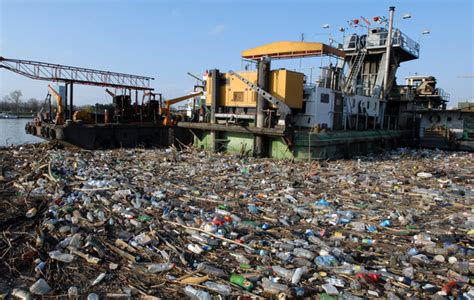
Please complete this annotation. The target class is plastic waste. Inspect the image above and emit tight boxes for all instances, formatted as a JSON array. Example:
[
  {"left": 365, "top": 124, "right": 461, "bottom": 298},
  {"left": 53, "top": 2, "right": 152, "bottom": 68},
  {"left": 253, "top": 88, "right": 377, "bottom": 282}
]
[
  {"left": 293, "top": 248, "right": 315, "bottom": 260},
  {"left": 147, "top": 263, "right": 175, "bottom": 273},
  {"left": 184, "top": 285, "right": 212, "bottom": 300},
  {"left": 12, "top": 288, "right": 32, "bottom": 300},
  {"left": 315, "top": 255, "right": 338, "bottom": 267},
  {"left": 87, "top": 293, "right": 99, "bottom": 300},
  {"left": 203, "top": 281, "right": 232, "bottom": 296},
  {"left": 229, "top": 274, "right": 253, "bottom": 290},
  {"left": 291, "top": 266, "right": 307, "bottom": 284},
  {"left": 49, "top": 250, "right": 74, "bottom": 263},
  {"left": 29, "top": 278, "right": 51, "bottom": 295},
  {"left": 272, "top": 265, "right": 294, "bottom": 280},
  {"left": 261, "top": 277, "right": 289, "bottom": 294},
  {"left": 197, "top": 263, "right": 226, "bottom": 277}
]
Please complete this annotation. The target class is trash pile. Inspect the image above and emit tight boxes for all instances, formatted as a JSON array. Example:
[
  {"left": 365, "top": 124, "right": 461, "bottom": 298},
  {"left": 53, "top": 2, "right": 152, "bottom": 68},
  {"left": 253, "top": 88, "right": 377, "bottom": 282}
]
[{"left": 0, "top": 144, "right": 473, "bottom": 299}]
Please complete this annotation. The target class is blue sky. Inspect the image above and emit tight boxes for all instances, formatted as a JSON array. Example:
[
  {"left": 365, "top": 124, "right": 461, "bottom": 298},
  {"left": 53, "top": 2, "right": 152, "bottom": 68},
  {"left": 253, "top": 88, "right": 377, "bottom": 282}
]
[{"left": 0, "top": 0, "right": 473, "bottom": 107}]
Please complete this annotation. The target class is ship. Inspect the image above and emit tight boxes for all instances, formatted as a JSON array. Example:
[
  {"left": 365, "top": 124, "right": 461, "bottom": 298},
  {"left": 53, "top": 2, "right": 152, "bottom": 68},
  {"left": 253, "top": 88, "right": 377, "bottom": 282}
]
[{"left": 2, "top": 6, "right": 471, "bottom": 157}]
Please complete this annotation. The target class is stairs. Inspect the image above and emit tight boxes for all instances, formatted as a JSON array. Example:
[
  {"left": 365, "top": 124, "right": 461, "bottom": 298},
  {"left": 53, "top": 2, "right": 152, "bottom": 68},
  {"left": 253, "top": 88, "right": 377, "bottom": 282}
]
[{"left": 343, "top": 50, "right": 366, "bottom": 94}]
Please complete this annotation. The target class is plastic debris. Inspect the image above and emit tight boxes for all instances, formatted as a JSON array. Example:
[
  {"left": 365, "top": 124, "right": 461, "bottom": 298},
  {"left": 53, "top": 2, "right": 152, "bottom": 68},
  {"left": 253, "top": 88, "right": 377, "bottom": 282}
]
[
  {"left": 0, "top": 144, "right": 472, "bottom": 298},
  {"left": 29, "top": 278, "right": 51, "bottom": 295}
]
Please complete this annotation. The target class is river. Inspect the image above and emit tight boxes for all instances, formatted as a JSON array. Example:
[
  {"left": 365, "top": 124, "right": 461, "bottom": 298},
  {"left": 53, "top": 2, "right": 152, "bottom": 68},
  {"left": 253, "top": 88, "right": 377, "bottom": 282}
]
[{"left": 0, "top": 118, "right": 44, "bottom": 147}]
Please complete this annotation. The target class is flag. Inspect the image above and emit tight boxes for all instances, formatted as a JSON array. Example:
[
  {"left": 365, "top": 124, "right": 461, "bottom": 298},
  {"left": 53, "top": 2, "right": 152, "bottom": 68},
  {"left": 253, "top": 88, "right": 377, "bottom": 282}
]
[{"left": 360, "top": 16, "right": 371, "bottom": 26}]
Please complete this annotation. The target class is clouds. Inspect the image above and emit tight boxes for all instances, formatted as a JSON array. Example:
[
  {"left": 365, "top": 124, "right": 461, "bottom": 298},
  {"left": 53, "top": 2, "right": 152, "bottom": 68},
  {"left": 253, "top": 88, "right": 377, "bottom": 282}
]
[{"left": 209, "top": 24, "right": 226, "bottom": 35}]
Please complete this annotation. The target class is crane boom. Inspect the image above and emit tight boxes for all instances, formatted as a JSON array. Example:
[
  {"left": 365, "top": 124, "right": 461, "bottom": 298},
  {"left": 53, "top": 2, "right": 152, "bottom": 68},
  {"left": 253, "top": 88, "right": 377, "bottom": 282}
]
[
  {"left": 228, "top": 70, "right": 290, "bottom": 126},
  {"left": 47, "top": 84, "right": 64, "bottom": 125},
  {"left": 0, "top": 56, "right": 154, "bottom": 90},
  {"left": 162, "top": 91, "right": 203, "bottom": 126}
]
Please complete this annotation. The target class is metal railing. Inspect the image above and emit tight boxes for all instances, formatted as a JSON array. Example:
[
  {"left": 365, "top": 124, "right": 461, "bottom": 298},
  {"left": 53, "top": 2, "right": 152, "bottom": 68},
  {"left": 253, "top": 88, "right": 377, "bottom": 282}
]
[
  {"left": 390, "top": 85, "right": 415, "bottom": 101},
  {"left": 366, "top": 29, "right": 420, "bottom": 58},
  {"left": 435, "top": 88, "right": 451, "bottom": 102}
]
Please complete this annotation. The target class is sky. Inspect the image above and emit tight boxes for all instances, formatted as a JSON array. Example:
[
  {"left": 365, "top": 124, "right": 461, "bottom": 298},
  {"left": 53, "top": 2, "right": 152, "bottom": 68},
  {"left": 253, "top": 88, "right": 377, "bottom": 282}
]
[{"left": 0, "top": 0, "right": 473, "bottom": 107}]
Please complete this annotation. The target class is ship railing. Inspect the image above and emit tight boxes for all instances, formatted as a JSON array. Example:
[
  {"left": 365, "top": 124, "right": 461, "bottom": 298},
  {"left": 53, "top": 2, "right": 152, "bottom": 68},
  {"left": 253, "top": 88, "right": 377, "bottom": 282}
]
[
  {"left": 435, "top": 88, "right": 451, "bottom": 102},
  {"left": 366, "top": 29, "right": 419, "bottom": 58},
  {"left": 390, "top": 85, "right": 415, "bottom": 101}
]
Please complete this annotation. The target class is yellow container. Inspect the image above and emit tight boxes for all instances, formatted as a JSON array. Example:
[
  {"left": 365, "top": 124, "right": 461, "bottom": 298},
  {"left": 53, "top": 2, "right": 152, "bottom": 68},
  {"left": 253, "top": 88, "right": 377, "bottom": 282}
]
[{"left": 206, "top": 69, "right": 303, "bottom": 109}]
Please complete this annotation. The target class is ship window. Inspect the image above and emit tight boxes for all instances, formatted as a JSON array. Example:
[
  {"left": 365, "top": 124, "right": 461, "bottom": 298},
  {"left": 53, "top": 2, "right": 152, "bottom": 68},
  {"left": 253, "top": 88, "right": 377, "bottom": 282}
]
[
  {"left": 320, "top": 93, "right": 330, "bottom": 103},
  {"left": 447, "top": 116, "right": 452, "bottom": 122}
]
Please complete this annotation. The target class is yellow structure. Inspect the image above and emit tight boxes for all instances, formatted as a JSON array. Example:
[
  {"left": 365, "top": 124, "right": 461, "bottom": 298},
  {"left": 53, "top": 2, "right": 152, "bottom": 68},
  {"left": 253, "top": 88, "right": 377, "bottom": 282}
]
[
  {"left": 206, "top": 69, "right": 304, "bottom": 109},
  {"left": 73, "top": 110, "right": 94, "bottom": 124},
  {"left": 161, "top": 91, "right": 203, "bottom": 126},
  {"left": 241, "top": 41, "right": 345, "bottom": 60},
  {"left": 48, "top": 85, "right": 64, "bottom": 125}
]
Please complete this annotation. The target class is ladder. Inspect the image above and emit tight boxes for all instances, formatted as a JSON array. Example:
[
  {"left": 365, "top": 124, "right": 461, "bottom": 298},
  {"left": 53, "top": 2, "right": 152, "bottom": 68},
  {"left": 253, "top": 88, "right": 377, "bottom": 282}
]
[
  {"left": 343, "top": 50, "right": 367, "bottom": 94},
  {"left": 228, "top": 70, "right": 291, "bottom": 126}
]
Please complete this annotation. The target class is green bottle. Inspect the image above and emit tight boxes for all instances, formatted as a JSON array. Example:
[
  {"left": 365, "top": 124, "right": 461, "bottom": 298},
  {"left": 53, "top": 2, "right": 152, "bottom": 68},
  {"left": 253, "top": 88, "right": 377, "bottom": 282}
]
[{"left": 230, "top": 274, "right": 253, "bottom": 290}]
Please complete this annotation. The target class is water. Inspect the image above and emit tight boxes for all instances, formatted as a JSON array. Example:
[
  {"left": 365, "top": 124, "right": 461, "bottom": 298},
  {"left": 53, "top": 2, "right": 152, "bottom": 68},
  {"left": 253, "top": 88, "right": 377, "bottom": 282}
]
[{"left": 0, "top": 119, "right": 44, "bottom": 147}]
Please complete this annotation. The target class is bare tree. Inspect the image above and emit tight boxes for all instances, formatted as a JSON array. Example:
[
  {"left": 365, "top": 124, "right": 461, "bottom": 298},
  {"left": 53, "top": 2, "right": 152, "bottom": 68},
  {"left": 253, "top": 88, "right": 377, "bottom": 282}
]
[
  {"left": 27, "top": 98, "right": 40, "bottom": 112},
  {"left": 6, "top": 90, "right": 23, "bottom": 113}
]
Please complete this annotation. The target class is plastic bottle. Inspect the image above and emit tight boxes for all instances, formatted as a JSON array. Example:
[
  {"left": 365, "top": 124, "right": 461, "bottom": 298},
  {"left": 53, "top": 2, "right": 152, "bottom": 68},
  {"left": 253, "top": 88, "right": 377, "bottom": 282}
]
[
  {"left": 291, "top": 266, "right": 307, "bottom": 284},
  {"left": 229, "top": 274, "right": 253, "bottom": 290},
  {"left": 316, "top": 198, "right": 330, "bottom": 207},
  {"left": 294, "top": 207, "right": 311, "bottom": 217},
  {"left": 49, "top": 250, "right": 74, "bottom": 263},
  {"left": 403, "top": 266, "right": 414, "bottom": 279},
  {"left": 187, "top": 244, "right": 204, "bottom": 254},
  {"left": 338, "top": 210, "right": 354, "bottom": 224},
  {"left": 331, "top": 248, "right": 355, "bottom": 263},
  {"left": 308, "top": 235, "right": 330, "bottom": 251},
  {"left": 362, "top": 238, "right": 376, "bottom": 246},
  {"left": 293, "top": 248, "right": 315, "bottom": 260},
  {"left": 289, "top": 287, "right": 314, "bottom": 297},
  {"left": 271, "top": 266, "right": 294, "bottom": 280},
  {"left": 276, "top": 252, "right": 292, "bottom": 262},
  {"left": 230, "top": 253, "right": 250, "bottom": 265},
  {"left": 261, "top": 278, "right": 288, "bottom": 294},
  {"left": 203, "top": 281, "right": 232, "bottom": 296},
  {"left": 292, "top": 257, "right": 313, "bottom": 267},
  {"left": 314, "top": 255, "right": 338, "bottom": 267},
  {"left": 197, "top": 263, "right": 226, "bottom": 278},
  {"left": 184, "top": 285, "right": 212, "bottom": 300},
  {"left": 146, "top": 263, "right": 175, "bottom": 273}
]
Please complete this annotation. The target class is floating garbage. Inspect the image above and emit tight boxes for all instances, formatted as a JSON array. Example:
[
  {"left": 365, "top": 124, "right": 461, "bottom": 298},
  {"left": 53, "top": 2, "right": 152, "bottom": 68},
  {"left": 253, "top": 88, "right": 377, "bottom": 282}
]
[{"left": 0, "top": 144, "right": 472, "bottom": 298}]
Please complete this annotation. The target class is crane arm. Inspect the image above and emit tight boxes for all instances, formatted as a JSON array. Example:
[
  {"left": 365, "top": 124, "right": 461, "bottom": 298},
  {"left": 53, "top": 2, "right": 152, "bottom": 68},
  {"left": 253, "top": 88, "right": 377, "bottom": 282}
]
[
  {"left": 0, "top": 56, "right": 154, "bottom": 90},
  {"left": 187, "top": 72, "right": 204, "bottom": 84},
  {"left": 162, "top": 91, "right": 203, "bottom": 126},
  {"left": 228, "top": 70, "right": 291, "bottom": 126},
  {"left": 105, "top": 89, "right": 116, "bottom": 97},
  {"left": 165, "top": 91, "right": 203, "bottom": 106},
  {"left": 48, "top": 84, "right": 64, "bottom": 125}
]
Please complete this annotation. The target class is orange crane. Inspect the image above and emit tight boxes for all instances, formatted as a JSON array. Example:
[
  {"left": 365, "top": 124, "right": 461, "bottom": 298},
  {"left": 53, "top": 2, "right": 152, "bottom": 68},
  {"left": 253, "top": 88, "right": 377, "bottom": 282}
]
[
  {"left": 161, "top": 91, "right": 203, "bottom": 126},
  {"left": 47, "top": 84, "right": 64, "bottom": 125}
]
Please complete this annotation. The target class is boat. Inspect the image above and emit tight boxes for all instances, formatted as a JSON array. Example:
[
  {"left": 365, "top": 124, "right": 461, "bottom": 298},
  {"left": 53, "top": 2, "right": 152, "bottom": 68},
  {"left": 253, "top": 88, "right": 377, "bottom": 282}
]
[{"left": 0, "top": 112, "right": 19, "bottom": 119}]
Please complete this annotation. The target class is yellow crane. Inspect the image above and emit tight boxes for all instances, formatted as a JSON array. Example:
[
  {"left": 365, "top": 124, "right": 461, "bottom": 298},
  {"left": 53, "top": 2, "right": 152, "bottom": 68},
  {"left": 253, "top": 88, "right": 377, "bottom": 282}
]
[
  {"left": 161, "top": 91, "right": 203, "bottom": 126},
  {"left": 48, "top": 84, "right": 64, "bottom": 125}
]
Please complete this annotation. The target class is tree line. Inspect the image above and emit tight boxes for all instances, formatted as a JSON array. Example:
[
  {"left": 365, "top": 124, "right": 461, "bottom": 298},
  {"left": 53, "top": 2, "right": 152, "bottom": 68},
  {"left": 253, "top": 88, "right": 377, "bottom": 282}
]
[{"left": 1, "top": 90, "right": 42, "bottom": 114}]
